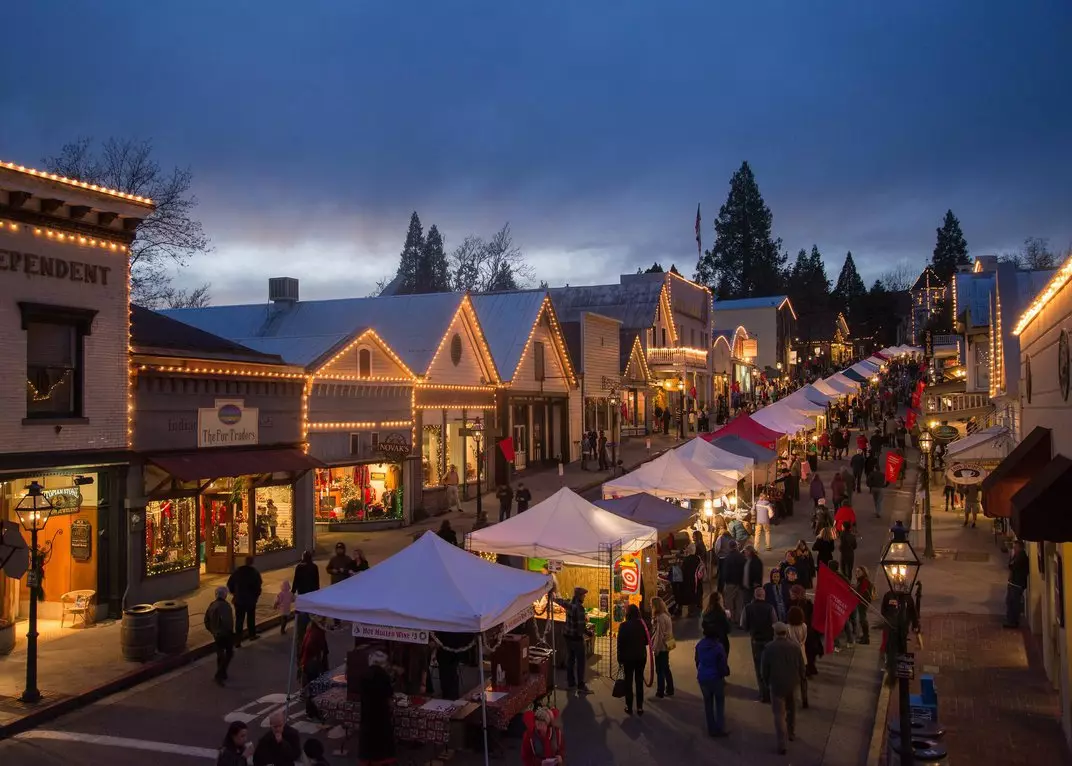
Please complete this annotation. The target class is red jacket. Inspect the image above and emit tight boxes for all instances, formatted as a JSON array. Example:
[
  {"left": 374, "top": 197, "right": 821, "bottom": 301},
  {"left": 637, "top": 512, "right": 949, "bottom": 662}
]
[
  {"left": 521, "top": 710, "right": 564, "bottom": 766},
  {"left": 834, "top": 505, "right": 857, "bottom": 530},
  {"left": 856, "top": 435, "right": 868, "bottom": 451}
]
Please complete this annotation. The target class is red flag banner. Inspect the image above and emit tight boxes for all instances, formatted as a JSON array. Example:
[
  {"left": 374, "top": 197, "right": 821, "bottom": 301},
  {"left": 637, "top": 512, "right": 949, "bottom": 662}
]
[
  {"left": 911, "top": 390, "right": 921, "bottom": 409},
  {"left": 498, "top": 437, "right": 516, "bottom": 463},
  {"left": 916, "top": 380, "right": 925, "bottom": 394},
  {"left": 906, "top": 410, "right": 918, "bottom": 430},
  {"left": 885, "top": 452, "right": 905, "bottom": 484},
  {"left": 811, "top": 563, "right": 862, "bottom": 654}
]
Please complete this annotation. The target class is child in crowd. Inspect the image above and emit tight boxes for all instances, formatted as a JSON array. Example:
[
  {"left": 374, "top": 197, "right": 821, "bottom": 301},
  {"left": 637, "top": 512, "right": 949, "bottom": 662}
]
[{"left": 274, "top": 580, "right": 293, "bottom": 634}]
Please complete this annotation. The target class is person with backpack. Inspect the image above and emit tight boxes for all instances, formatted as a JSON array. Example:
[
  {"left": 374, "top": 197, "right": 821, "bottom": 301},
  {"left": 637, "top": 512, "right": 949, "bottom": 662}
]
[{"left": 695, "top": 624, "right": 731, "bottom": 737}]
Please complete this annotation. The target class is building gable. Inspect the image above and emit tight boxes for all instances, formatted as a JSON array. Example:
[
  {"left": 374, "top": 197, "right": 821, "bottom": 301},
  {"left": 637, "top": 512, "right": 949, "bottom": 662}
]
[
  {"left": 424, "top": 297, "right": 498, "bottom": 386},
  {"left": 624, "top": 335, "right": 650, "bottom": 383},
  {"left": 314, "top": 330, "right": 413, "bottom": 381},
  {"left": 511, "top": 302, "right": 577, "bottom": 392}
]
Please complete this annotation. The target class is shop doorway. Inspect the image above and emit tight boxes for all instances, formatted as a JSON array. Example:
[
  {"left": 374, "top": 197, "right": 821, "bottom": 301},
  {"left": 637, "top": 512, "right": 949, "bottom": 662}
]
[
  {"left": 512, "top": 423, "right": 527, "bottom": 470},
  {"left": 532, "top": 403, "right": 546, "bottom": 463},
  {"left": 202, "top": 493, "right": 242, "bottom": 575}
]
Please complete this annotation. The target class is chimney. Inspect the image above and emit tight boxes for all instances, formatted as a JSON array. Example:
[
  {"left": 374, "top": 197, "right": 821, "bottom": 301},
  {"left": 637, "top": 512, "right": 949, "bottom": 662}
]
[{"left": 268, "top": 277, "right": 299, "bottom": 308}]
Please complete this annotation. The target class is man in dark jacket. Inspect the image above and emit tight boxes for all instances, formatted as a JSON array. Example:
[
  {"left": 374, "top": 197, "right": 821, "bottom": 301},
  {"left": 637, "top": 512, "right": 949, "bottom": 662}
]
[
  {"left": 850, "top": 450, "right": 866, "bottom": 492},
  {"left": 326, "top": 543, "right": 357, "bottom": 585},
  {"left": 515, "top": 482, "right": 532, "bottom": 513},
  {"left": 1004, "top": 540, "right": 1030, "bottom": 628},
  {"left": 204, "top": 586, "right": 234, "bottom": 685},
  {"left": 743, "top": 588, "right": 777, "bottom": 703},
  {"left": 869, "top": 431, "right": 884, "bottom": 461},
  {"left": 616, "top": 604, "right": 649, "bottom": 715},
  {"left": 867, "top": 466, "right": 888, "bottom": 518},
  {"left": 761, "top": 623, "right": 806, "bottom": 755},
  {"left": 227, "top": 556, "right": 262, "bottom": 646},
  {"left": 496, "top": 484, "right": 514, "bottom": 522},
  {"left": 718, "top": 544, "right": 747, "bottom": 623},
  {"left": 553, "top": 587, "right": 591, "bottom": 693},
  {"left": 838, "top": 522, "right": 857, "bottom": 582},
  {"left": 253, "top": 709, "right": 301, "bottom": 765}
]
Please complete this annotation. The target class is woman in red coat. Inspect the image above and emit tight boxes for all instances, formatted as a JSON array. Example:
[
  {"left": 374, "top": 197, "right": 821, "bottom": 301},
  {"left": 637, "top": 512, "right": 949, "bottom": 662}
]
[{"left": 522, "top": 707, "right": 564, "bottom": 765}]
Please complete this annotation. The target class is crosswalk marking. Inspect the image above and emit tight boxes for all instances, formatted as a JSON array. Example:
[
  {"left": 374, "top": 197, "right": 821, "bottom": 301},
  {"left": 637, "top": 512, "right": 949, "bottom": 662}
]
[{"left": 14, "top": 729, "right": 217, "bottom": 760}]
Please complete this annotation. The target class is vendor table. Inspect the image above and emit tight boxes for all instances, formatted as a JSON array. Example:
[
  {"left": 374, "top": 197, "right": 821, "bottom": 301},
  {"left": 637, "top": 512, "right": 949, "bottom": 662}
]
[{"left": 463, "top": 671, "right": 549, "bottom": 730}]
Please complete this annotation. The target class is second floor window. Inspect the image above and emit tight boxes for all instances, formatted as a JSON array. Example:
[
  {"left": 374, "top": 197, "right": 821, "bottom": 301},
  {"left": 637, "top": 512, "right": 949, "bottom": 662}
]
[
  {"left": 26, "top": 321, "right": 79, "bottom": 418},
  {"left": 534, "top": 341, "right": 546, "bottom": 381},
  {"left": 358, "top": 348, "right": 372, "bottom": 378}
]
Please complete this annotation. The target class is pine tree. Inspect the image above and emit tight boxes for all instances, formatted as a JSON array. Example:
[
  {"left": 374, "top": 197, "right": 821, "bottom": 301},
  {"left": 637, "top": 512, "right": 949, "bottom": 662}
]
[
  {"left": 395, "top": 212, "right": 424, "bottom": 294},
  {"left": 415, "top": 224, "right": 450, "bottom": 293},
  {"left": 644, "top": 262, "right": 664, "bottom": 273},
  {"left": 831, "top": 251, "right": 867, "bottom": 319},
  {"left": 788, "top": 246, "right": 831, "bottom": 313},
  {"left": 695, "top": 161, "right": 785, "bottom": 299},
  {"left": 931, "top": 209, "right": 970, "bottom": 281}
]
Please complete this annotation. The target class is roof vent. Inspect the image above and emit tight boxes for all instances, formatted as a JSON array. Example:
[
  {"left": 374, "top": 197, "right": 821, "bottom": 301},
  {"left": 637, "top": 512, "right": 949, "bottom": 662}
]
[{"left": 269, "top": 277, "right": 299, "bottom": 304}]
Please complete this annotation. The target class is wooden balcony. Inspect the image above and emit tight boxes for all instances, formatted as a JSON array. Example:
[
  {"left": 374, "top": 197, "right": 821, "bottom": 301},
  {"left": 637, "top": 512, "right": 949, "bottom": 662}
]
[
  {"left": 923, "top": 391, "right": 994, "bottom": 422},
  {"left": 646, "top": 346, "right": 708, "bottom": 368}
]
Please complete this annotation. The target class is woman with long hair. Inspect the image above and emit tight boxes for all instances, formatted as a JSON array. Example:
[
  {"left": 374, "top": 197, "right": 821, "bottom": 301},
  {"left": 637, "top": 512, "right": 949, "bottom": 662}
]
[
  {"left": 700, "top": 592, "right": 731, "bottom": 658},
  {"left": 216, "top": 721, "right": 251, "bottom": 766},
  {"left": 812, "top": 526, "right": 835, "bottom": 568},
  {"left": 617, "top": 604, "right": 650, "bottom": 716},
  {"left": 650, "top": 597, "right": 675, "bottom": 698},
  {"left": 786, "top": 605, "right": 809, "bottom": 708}
]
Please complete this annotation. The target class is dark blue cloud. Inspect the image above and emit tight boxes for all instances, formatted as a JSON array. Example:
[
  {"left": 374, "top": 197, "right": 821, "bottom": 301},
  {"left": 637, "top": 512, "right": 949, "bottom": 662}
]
[{"left": 2, "top": 1, "right": 1071, "bottom": 299}]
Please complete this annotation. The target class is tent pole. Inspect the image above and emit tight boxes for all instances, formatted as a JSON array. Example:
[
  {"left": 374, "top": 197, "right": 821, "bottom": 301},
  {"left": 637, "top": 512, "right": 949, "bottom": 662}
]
[
  {"left": 549, "top": 589, "right": 558, "bottom": 707},
  {"left": 479, "top": 638, "right": 490, "bottom": 766},
  {"left": 283, "top": 618, "right": 300, "bottom": 720}
]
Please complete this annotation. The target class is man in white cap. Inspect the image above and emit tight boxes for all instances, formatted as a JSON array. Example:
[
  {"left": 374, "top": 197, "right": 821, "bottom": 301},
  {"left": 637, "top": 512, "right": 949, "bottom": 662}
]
[{"left": 761, "top": 622, "right": 805, "bottom": 755}]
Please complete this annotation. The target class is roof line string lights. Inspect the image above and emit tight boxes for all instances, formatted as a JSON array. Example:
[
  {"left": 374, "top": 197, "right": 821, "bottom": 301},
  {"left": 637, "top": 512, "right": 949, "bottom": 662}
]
[
  {"left": 508, "top": 296, "right": 578, "bottom": 386},
  {"left": 1, "top": 160, "right": 153, "bottom": 205},
  {"left": 313, "top": 328, "right": 416, "bottom": 380},
  {"left": 0, "top": 220, "right": 129, "bottom": 252},
  {"left": 135, "top": 364, "right": 307, "bottom": 379},
  {"left": 1014, "top": 251, "right": 1072, "bottom": 336},
  {"left": 421, "top": 295, "right": 502, "bottom": 385}
]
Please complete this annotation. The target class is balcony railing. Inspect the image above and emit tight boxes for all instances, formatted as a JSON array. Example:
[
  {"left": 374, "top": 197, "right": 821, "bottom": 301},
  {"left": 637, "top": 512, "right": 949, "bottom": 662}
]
[
  {"left": 924, "top": 392, "right": 991, "bottom": 415},
  {"left": 646, "top": 347, "right": 708, "bottom": 367},
  {"left": 932, "top": 333, "right": 959, "bottom": 347}
]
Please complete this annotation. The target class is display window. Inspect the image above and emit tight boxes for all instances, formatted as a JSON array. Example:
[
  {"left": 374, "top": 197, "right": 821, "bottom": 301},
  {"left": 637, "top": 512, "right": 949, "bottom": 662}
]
[
  {"left": 145, "top": 496, "right": 198, "bottom": 577},
  {"left": 254, "top": 485, "right": 294, "bottom": 554},
  {"left": 315, "top": 464, "right": 402, "bottom": 523},
  {"left": 422, "top": 425, "right": 444, "bottom": 487}
]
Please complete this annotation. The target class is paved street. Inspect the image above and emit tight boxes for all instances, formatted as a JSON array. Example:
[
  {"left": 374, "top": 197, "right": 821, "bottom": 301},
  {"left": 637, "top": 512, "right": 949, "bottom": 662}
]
[{"left": 0, "top": 439, "right": 909, "bottom": 765}]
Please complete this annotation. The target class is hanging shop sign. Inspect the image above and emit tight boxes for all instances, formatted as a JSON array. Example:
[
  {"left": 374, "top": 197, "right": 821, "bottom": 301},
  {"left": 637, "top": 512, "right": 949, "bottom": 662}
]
[
  {"left": 198, "top": 399, "right": 259, "bottom": 448},
  {"left": 70, "top": 519, "right": 92, "bottom": 561},
  {"left": 0, "top": 248, "right": 114, "bottom": 286},
  {"left": 352, "top": 622, "right": 429, "bottom": 645},
  {"left": 946, "top": 463, "right": 987, "bottom": 486},
  {"left": 501, "top": 604, "right": 535, "bottom": 633},
  {"left": 43, "top": 487, "right": 83, "bottom": 515},
  {"left": 932, "top": 425, "right": 960, "bottom": 443},
  {"left": 376, "top": 432, "right": 412, "bottom": 461},
  {"left": 741, "top": 339, "right": 758, "bottom": 358}
]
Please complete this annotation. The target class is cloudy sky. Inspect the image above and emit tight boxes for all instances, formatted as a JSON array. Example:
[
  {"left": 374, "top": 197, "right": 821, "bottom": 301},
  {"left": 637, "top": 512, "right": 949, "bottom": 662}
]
[{"left": 3, "top": 2, "right": 1071, "bottom": 304}]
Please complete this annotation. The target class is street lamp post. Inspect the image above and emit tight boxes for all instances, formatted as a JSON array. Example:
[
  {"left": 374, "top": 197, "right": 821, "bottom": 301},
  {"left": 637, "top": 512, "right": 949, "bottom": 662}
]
[
  {"left": 677, "top": 379, "right": 686, "bottom": 440},
  {"left": 880, "top": 522, "right": 923, "bottom": 766},
  {"left": 608, "top": 390, "right": 621, "bottom": 471},
  {"left": 14, "top": 481, "right": 54, "bottom": 704},
  {"left": 471, "top": 417, "right": 485, "bottom": 525},
  {"left": 919, "top": 430, "right": 935, "bottom": 558}
]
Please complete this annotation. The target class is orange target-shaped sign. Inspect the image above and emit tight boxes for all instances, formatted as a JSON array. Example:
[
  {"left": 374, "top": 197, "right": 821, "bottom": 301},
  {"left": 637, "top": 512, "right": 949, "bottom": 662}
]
[{"left": 618, "top": 557, "right": 639, "bottom": 594}]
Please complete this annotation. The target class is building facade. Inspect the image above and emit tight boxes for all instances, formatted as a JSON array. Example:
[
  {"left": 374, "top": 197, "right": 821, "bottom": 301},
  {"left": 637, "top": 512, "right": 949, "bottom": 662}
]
[{"left": 712, "top": 296, "right": 796, "bottom": 376}]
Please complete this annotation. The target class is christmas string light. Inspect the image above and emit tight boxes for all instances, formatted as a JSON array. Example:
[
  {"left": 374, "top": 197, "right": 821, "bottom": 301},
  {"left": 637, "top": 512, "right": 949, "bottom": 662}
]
[
  {"left": 26, "top": 370, "right": 71, "bottom": 401},
  {"left": 0, "top": 219, "right": 129, "bottom": 252},
  {"left": 1, "top": 160, "right": 153, "bottom": 204}
]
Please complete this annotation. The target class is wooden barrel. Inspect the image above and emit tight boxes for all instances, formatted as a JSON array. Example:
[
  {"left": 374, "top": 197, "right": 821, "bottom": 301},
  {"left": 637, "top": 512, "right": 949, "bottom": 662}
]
[
  {"left": 153, "top": 600, "right": 189, "bottom": 654},
  {"left": 121, "top": 604, "right": 158, "bottom": 662}
]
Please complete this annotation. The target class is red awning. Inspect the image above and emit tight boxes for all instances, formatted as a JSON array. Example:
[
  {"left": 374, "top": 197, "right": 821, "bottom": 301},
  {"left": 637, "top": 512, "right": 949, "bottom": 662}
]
[
  {"left": 148, "top": 447, "right": 323, "bottom": 482},
  {"left": 1012, "top": 455, "right": 1072, "bottom": 543},
  {"left": 701, "top": 414, "right": 781, "bottom": 450},
  {"left": 981, "top": 426, "right": 1052, "bottom": 518}
]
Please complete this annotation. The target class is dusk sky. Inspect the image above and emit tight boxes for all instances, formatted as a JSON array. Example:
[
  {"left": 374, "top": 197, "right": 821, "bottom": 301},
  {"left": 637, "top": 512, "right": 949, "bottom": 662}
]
[{"left": 3, "top": 2, "right": 1071, "bottom": 304}]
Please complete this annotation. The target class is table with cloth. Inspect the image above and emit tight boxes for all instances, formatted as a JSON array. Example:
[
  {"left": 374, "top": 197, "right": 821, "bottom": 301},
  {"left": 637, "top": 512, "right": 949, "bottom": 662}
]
[{"left": 462, "top": 671, "right": 549, "bottom": 730}]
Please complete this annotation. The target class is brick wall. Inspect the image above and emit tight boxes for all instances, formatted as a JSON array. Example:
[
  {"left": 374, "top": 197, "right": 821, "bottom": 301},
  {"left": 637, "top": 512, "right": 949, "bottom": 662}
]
[{"left": 0, "top": 226, "right": 129, "bottom": 453}]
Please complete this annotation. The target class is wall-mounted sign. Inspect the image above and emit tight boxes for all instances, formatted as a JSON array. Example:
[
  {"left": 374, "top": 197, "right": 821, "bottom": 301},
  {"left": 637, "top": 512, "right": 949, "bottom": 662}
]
[
  {"left": 198, "top": 399, "right": 259, "bottom": 448},
  {"left": 741, "top": 339, "right": 758, "bottom": 358},
  {"left": 0, "top": 248, "right": 114, "bottom": 286},
  {"left": 43, "top": 487, "right": 83, "bottom": 515},
  {"left": 70, "top": 519, "right": 92, "bottom": 561},
  {"left": 352, "top": 622, "right": 428, "bottom": 645},
  {"left": 376, "top": 432, "right": 411, "bottom": 460},
  {"left": 932, "top": 425, "right": 960, "bottom": 443},
  {"left": 945, "top": 463, "right": 987, "bottom": 486}
]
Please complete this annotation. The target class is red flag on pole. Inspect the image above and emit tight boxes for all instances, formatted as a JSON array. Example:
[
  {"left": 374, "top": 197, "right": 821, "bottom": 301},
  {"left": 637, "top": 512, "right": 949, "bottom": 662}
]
[
  {"left": 885, "top": 452, "right": 905, "bottom": 484},
  {"left": 905, "top": 409, "right": 918, "bottom": 430},
  {"left": 911, "top": 390, "right": 921, "bottom": 409},
  {"left": 811, "top": 563, "right": 862, "bottom": 655},
  {"left": 498, "top": 437, "right": 515, "bottom": 463},
  {"left": 695, "top": 203, "right": 702, "bottom": 257}
]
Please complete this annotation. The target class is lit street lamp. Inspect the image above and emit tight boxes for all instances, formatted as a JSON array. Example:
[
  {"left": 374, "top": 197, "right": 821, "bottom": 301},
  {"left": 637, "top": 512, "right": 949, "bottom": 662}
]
[
  {"left": 677, "top": 378, "right": 686, "bottom": 440},
  {"left": 880, "top": 522, "right": 923, "bottom": 766},
  {"left": 918, "top": 429, "right": 935, "bottom": 558},
  {"left": 14, "top": 481, "right": 53, "bottom": 704}
]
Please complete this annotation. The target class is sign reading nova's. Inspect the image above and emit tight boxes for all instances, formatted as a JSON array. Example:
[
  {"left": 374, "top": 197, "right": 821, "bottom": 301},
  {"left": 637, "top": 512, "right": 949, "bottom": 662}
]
[{"left": 198, "top": 399, "right": 259, "bottom": 448}]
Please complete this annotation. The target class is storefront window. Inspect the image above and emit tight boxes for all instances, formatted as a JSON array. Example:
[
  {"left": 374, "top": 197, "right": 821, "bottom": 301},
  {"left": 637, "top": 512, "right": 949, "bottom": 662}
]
[
  {"left": 315, "top": 465, "right": 403, "bottom": 523},
  {"left": 254, "top": 485, "right": 294, "bottom": 554},
  {"left": 422, "top": 425, "right": 444, "bottom": 487},
  {"left": 145, "top": 497, "right": 198, "bottom": 577}
]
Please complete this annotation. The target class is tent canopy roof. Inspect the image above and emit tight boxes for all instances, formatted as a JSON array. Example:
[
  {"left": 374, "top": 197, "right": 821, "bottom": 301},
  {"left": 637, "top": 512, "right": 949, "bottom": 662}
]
[
  {"left": 946, "top": 425, "right": 1013, "bottom": 461},
  {"left": 751, "top": 403, "right": 813, "bottom": 433},
  {"left": 467, "top": 488, "right": 657, "bottom": 566},
  {"left": 676, "top": 437, "right": 754, "bottom": 479},
  {"left": 708, "top": 434, "right": 778, "bottom": 465},
  {"left": 593, "top": 493, "right": 696, "bottom": 535},
  {"left": 293, "top": 532, "right": 550, "bottom": 632},
  {"left": 603, "top": 449, "right": 738, "bottom": 500},
  {"left": 705, "top": 413, "right": 781, "bottom": 448}
]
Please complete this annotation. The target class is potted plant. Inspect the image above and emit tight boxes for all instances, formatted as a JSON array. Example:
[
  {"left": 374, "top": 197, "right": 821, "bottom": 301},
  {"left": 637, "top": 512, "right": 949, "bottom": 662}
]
[{"left": 0, "top": 617, "right": 14, "bottom": 655}]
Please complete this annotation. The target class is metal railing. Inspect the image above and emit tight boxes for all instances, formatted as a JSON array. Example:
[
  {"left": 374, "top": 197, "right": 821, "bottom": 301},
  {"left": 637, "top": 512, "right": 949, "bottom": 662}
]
[
  {"left": 646, "top": 347, "right": 708, "bottom": 366},
  {"left": 932, "top": 333, "right": 959, "bottom": 347},
  {"left": 924, "top": 392, "right": 990, "bottom": 415}
]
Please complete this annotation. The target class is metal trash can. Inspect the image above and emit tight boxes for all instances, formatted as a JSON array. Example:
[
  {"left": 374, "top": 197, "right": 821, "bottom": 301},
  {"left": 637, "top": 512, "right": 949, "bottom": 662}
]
[{"left": 887, "top": 734, "right": 947, "bottom": 766}]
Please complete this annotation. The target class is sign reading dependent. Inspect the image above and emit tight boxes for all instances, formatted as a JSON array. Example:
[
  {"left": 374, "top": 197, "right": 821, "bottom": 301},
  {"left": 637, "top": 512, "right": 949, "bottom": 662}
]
[{"left": 198, "top": 399, "right": 259, "bottom": 448}]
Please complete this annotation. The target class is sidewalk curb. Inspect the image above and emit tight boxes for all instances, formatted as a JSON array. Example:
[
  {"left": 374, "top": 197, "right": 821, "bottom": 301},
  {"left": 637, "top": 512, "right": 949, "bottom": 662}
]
[
  {"left": 0, "top": 613, "right": 282, "bottom": 741},
  {"left": 866, "top": 676, "right": 893, "bottom": 766}
]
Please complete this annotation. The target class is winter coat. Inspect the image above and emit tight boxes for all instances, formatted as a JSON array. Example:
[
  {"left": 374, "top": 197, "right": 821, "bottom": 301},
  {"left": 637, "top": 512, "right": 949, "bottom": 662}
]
[
  {"left": 695, "top": 636, "right": 730, "bottom": 683},
  {"left": 809, "top": 477, "right": 825, "bottom": 502},
  {"left": 292, "top": 560, "right": 320, "bottom": 595},
  {"left": 227, "top": 564, "right": 262, "bottom": 606},
  {"left": 616, "top": 616, "right": 649, "bottom": 664}
]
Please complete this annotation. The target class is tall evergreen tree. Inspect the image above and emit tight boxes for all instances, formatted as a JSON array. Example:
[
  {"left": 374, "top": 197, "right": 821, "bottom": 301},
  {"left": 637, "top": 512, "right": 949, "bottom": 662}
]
[
  {"left": 831, "top": 251, "right": 867, "bottom": 319},
  {"left": 695, "top": 161, "right": 785, "bottom": 299},
  {"left": 931, "top": 209, "right": 970, "bottom": 281},
  {"left": 416, "top": 224, "right": 450, "bottom": 293},
  {"left": 396, "top": 211, "right": 424, "bottom": 294},
  {"left": 643, "top": 262, "right": 664, "bottom": 273},
  {"left": 788, "top": 245, "right": 831, "bottom": 313}
]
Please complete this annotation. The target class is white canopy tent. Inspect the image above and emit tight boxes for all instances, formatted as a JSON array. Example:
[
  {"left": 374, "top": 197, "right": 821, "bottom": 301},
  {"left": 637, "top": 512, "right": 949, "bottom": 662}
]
[
  {"left": 946, "top": 425, "right": 1013, "bottom": 462},
  {"left": 799, "top": 383, "right": 838, "bottom": 405},
  {"left": 467, "top": 487, "right": 658, "bottom": 566},
  {"left": 825, "top": 373, "right": 860, "bottom": 393},
  {"left": 779, "top": 389, "right": 827, "bottom": 414},
  {"left": 850, "top": 360, "right": 879, "bottom": 378},
  {"left": 676, "top": 436, "right": 755, "bottom": 481},
  {"left": 866, "top": 355, "right": 886, "bottom": 367},
  {"left": 751, "top": 402, "right": 814, "bottom": 433},
  {"left": 603, "top": 448, "right": 737, "bottom": 501},
  {"left": 810, "top": 378, "right": 844, "bottom": 398}
]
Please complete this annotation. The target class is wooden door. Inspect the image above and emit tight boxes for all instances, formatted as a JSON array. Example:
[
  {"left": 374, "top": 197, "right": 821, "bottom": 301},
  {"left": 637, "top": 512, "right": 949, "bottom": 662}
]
[{"left": 203, "top": 495, "right": 234, "bottom": 574}]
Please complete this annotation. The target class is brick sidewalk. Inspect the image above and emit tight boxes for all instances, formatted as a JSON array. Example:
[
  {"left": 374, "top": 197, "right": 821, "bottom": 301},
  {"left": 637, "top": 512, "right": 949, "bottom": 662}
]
[{"left": 880, "top": 613, "right": 1068, "bottom": 765}]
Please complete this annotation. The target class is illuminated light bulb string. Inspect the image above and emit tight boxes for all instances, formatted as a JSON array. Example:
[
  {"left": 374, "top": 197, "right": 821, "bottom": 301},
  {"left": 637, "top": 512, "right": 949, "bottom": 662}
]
[
  {"left": 27, "top": 370, "right": 71, "bottom": 402},
  {"left": 0, "top": 220, "right": 129, "bottom": 252}
]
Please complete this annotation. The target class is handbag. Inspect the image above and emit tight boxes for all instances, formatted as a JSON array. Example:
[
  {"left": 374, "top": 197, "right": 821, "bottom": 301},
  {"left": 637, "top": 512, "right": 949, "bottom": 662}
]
[
  {"left": 665, "top": 636, "right": 677, "bottom": 652},
  {"left": 611, "top": 665, "right": 627, "bottom": 698}
]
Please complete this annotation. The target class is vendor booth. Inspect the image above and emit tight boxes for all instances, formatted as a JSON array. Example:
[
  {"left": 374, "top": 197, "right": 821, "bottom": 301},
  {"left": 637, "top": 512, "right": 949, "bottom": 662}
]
[
  {"left": 467, "top": 488, "right": 657, "bottom": 678},
  {"left": 676, "top": 437, "right": 754, "bottom": 480},
  {"left": 294, "top": 532, "right": 552, "bottom": 764},
  {"left": 705, "top": 413, "right": 780, "bottom": 449},
  {"left": 602, "top": 449, "right": 737, "bottom": 500}
]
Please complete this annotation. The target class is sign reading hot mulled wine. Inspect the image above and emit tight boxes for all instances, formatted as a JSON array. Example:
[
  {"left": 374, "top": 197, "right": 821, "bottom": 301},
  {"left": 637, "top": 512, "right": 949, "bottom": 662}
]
[{"left": 811, "top": 563, "right": 862, "bottom": 653}]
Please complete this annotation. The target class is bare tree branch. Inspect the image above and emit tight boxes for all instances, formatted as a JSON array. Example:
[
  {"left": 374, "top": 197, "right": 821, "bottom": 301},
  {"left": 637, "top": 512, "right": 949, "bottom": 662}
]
[
  {"left": 449, "top": 223, "right": 534, "bottom": 293},
  {"left": 160, "top": 284, "right": 212, "bottom": 308},
  {"left": 880, "top": 260, "right": 914, "bottom": 292},
  {"left": 43, "top": 137, "right": 211, "bottom": 308}
]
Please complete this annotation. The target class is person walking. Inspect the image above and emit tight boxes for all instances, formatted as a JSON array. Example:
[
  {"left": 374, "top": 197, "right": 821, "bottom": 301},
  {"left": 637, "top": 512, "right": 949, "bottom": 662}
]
[
  {"left": 326, "top": 542, "right": 357, "bottom": 585},
  {"left": 830, "top": 471, "right": 847, "bottom": 510},
  {"left": 299, "top": 621, "right": 330, "bottom": 721},
  {"left": 227, "top": 555, "right": 262, "bottom": 647},
  {"left": 964, "top": 483, "right": 981, "bottom": 528},
  {"left": 867, "top": 464, "right": 888, "bottom": 518},
  {"left": 852, "top": 566, "right": 875, "bottom": 644},
  {"left": 761, "top": 623, "right": 806, "bottom": 756},
  {"left": 789, "top": 454, "right": 802, "bottom": 503},
  {"left": 695, "top": 624, "right": 731, "bottom": 737},
  {"left": 650, "top": 597, "right": 675, "bottom": 698},
  {"left": 700, "top": 592, "right": 732, "bottom": 658},
  {"left": 838, "top": 522, "right": 857, "bottom": 585},
  {"left": 743, "top": 587, "right": 777, "bottom": 703},
  {"left": 718, "top": 541, "right": 746, "bottom": 623},
  {"left": 216, "top": 722, "right": 253, "bottom": 766},
  {"left": 598, "top": 430, "right": 609, "bottom": 470},
  {"left": 273, "top": 580, "right": 293, "bottom": 635},
  {"left": 291, "top": 550, "right": 319, "bottom": 651},
  {"left": 443, "top": 464, "right": 461, "bottom": 512},
  {"left": 785, "top": 606, "right": 809, "bottom": 708},
  {"left": 205, "top": 586, "right": 235, "bottom": 686},
  {"left": 554, "top": 587, "right": 591, "bottom": 694},
  {"left": 515, "top": 482, "right": 532, "bottom": 513},
  {"left": 496, "top": 483, "right": 514, "bottom": 522},
  {"left": 944, "top": 474, "right": 957, "bottom": 512},
  {"left": 754, "top": 490, "right": 774, "bottom": 551},
  {"left": 617, "top": 603, "right": 649, "bottom": 716},
  {"left": 809, "top": 473, "right": 826, "bottom": 511},
  {"left": 851, "top": 449, "right": 866, "bottom": 492},
  {"left": 812, "top": 527, "right": 835, "bottom": 568},
  {"left": 1004, "top": 540, "right": 1030, "bottom": 628}
]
